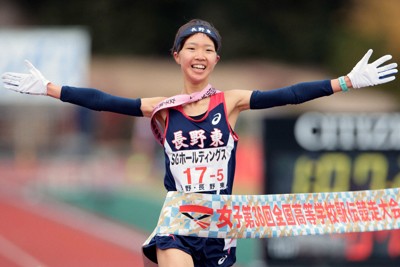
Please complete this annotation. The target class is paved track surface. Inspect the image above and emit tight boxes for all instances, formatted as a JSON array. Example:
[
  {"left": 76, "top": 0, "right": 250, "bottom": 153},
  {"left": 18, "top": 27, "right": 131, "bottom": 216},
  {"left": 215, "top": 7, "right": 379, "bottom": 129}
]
[{"left": 0, "top": 191, "right": 150, "bottom": 267}]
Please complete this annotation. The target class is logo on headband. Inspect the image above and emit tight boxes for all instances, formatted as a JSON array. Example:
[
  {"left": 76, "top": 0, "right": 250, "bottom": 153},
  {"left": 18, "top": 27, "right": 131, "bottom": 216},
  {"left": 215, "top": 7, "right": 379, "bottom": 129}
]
[{"left": 190, "top": 26, "right": 213, "bottom": 35}]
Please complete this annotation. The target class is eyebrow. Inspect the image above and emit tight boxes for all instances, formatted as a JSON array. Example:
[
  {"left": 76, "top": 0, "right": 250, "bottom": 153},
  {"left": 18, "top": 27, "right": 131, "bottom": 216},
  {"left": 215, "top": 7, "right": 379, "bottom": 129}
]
[{"left": 185, "top": 42, "right": 214, "bottom": 48}]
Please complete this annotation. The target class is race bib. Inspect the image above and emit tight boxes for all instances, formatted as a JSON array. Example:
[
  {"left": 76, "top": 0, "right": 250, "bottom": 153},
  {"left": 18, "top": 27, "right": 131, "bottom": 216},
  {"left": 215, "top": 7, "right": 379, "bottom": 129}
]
[
  {"left": 169, "top": 147, "right": 230, "bottom": 192},
  {"left": 165, "top": 135, "right": 235, "bottom": 193}
]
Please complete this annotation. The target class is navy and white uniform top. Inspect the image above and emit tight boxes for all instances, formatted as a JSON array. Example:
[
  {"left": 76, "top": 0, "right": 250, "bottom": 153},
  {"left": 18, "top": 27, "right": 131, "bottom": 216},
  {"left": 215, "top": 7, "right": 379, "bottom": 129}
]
[{"left": 162, "top": 92, "right": 238, "bottom": 195}]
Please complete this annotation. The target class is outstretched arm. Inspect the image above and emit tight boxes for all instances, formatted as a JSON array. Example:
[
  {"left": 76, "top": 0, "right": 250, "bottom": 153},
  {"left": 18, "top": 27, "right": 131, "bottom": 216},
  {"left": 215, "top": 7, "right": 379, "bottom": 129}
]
[
  {"left": 225, "top": 49, "right": 397, "bottom": 129},
  {"left": 1, "top": 60, "right": 165, "bottom": 118},
  {"left": 227, "top": 49, "right": 397, "bottom": 112},
  {"left": 47, "top": 83, "right": 164, "bottom": 117}
]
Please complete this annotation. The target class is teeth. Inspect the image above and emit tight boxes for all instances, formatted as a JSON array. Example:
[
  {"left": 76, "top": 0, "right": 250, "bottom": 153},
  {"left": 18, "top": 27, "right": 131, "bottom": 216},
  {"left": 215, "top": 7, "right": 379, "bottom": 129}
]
[{"left": 192, "top": 64, "right": 205, "bottom": 69}]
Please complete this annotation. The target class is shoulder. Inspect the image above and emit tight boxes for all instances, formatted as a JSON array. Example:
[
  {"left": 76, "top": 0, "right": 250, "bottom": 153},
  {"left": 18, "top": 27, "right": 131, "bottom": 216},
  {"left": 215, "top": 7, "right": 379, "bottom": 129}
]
[
  {"left": 141, "top": 96, "right": 168, "bottom": 117},
  {"left": 224, "top": 89, "right": 253, "bottom": 112}
]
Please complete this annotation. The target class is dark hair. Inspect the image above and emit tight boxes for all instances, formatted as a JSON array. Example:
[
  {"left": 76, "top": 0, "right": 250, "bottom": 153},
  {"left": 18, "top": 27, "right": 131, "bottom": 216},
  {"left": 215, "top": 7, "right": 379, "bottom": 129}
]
[{"left": 171, "top": 19, "right": 222, "bottom": 55}]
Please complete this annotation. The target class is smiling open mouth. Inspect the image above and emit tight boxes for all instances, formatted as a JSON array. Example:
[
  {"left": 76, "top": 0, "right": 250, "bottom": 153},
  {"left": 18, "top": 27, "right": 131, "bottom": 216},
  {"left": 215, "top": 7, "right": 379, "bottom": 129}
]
[{"left": 192, "top": 64, "right": 206, "bottom": 70}]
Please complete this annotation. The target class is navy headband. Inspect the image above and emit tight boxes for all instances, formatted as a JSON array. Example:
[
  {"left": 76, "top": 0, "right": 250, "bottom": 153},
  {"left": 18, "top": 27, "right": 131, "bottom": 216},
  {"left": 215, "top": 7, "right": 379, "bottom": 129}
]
[{"left": 174, "top": 25, "right": 220, "bottom": 53}]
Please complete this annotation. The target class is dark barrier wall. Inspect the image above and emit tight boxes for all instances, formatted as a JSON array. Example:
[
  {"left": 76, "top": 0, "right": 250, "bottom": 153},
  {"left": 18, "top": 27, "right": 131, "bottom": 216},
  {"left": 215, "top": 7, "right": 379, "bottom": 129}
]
[{"left": 262, "top": 112, "right": 400, "bottom": 267}]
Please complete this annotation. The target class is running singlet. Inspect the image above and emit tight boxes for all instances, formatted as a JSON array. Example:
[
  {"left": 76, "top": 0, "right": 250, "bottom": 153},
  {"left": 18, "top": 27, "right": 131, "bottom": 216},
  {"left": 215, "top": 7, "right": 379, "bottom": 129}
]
[{"left": 162, "top": 92, "right": 238, "bottom": 195}]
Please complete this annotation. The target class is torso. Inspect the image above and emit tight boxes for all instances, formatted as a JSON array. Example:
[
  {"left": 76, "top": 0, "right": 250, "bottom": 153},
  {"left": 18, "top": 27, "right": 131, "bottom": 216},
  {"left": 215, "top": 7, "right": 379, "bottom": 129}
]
[{"left": 162, "top": 92, "right": 239, "bottom": 195}]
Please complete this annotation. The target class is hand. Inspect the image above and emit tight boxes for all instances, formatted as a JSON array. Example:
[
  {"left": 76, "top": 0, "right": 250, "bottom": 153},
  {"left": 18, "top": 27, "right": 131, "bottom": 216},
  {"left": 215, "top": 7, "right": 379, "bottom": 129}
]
[
  {"left": 348, "top": 49, "right": 397, "bottom": 89},
  {"left": 1, "top": 60, "right": 50, "bottom": 95}
]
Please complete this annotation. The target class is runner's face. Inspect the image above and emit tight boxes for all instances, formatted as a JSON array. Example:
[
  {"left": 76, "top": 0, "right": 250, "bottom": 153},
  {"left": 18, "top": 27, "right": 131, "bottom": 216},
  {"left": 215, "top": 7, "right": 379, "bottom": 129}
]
[{"left": 174, "top": 33, "right": 220, "bottom": 86}]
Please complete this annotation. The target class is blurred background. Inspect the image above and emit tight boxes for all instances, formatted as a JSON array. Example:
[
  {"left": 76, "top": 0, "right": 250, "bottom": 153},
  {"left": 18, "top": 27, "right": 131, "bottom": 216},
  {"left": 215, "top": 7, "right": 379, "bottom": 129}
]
[{"left": 0, "top": 0, "right": 399, "bottom": 266}]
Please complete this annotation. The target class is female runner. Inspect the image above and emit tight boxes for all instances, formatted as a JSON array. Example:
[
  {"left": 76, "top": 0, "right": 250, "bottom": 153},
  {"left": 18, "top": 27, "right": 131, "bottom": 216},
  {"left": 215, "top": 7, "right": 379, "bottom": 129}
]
[{"left": 1, "top": 19, "right": 397, "bottom": 267}]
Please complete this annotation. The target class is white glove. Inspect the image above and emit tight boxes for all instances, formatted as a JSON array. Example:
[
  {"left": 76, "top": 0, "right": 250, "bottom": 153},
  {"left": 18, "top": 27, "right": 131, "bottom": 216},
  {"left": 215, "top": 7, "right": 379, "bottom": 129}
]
[
  {"left": 348, "top": 49, "right": 398, "bottom": 89},
  {"left": 1, "top": 60, "right": 50, "bottom": 95}
]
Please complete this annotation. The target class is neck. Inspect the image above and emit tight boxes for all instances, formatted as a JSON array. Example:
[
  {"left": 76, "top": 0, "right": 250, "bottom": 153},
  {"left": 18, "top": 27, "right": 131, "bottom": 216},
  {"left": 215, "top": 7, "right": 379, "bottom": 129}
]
[{"left": 182, "top": 81, "right": 210, "bottom": 94}]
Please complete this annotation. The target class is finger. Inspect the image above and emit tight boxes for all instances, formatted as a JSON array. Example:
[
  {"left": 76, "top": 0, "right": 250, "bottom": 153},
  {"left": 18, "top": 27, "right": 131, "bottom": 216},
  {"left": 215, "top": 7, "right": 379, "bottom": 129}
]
[
  {"left": 24, "top": 60, "right": 35, "bottom": 70},
  {"left": 2, "top": 82, "right": 20, "bottom": 90},
  {"left": 377, "top": 62, "right": 397, "bottom": 73},
  {"left": 378, "top": 76, "right": 396, "bottom": 84},
  {"left": 379, "top": 68, "right": 398, "bottom": 78},
  {"left": 3, "top": 84, "right": 19, "bottom": 90},
  {"left": 358, "top": 49, "right": 373, "bottom": 66},
  {"left": 2, "top": 72, "right": 16, "bottom": 79},
  {"left": 6, "top": 86, "right": 27, "bottom": 93},
  {"left": 1, "top": 72, "right": 26, "bottom": 81},
  {"left": 2, "top": 78, "right": 20, "bottom": 86},
  {"left": 24, "top": 60, "right": 45, "bottom": 79},
  {"left": 25, "top": 60, "right": 39, "bottom": 76},
  {"left": 371, "top": 55, "right": 393, "bottom": 67}
]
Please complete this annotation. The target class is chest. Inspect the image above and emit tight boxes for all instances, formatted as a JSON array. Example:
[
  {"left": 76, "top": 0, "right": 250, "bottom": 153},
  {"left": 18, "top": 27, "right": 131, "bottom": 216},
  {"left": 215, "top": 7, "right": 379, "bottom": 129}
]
[
  {"left": 166, "top": 103, "right": 230, "bottom": 151},
  {"left": 181, "top": 97, "right": 210, "bottom": 117}
]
